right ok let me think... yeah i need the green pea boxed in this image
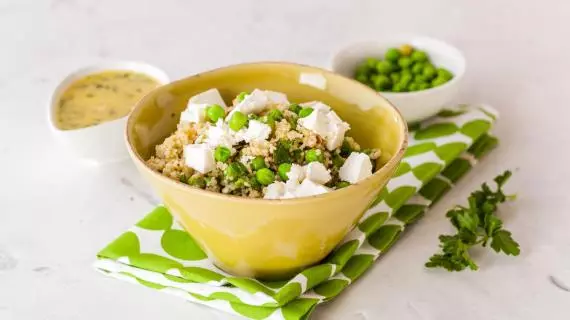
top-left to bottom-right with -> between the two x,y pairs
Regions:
356,73 -> 368,84
225,162 -> 247,181
412,62 -> 425,75
398,56 -> 413,69
256,168 -> 275,185
392,83 -> 406,92
188,176 -> 206,188
411,50 -> 428,63
288,103 -> 302,114
250,156 -> 266,171
366,57 -> 379,68
399,44 -> 413,56
305,149 -> 324,163
389,60 -> 401,72
408,83 -> 420,91
260,115 -> 275,130
371,74 -> 391,91
205,104 -> 225,123
432,77 -> 449,88
277,163 -> 292,181
388,72 -> 399,83
236,92 -> 248,102
298,107 -> 314,118
418,82 -> 431,90
422,64 -> 437,80
214,146 -> 231,162
400,73 -> 413,87
336,181 -> 351,189
401,69 -> 412,77
415,78 -> 429,86
267,109 -> 283,121
375,60 -> 393,75
229,111 -> 248,131
437,68 -> 453,80
413,74 -> 426,82
385,48 -> 400,62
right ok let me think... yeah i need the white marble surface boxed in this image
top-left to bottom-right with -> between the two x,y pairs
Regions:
1,0 -> 569,319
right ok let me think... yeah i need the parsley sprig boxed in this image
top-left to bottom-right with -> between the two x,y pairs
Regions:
426,170 -> 520,271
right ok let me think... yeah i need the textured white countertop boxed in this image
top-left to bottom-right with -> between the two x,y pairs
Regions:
1,0 -> 569,319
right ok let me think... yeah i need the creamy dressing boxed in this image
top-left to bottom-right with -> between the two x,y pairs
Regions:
55,70 -> 160,130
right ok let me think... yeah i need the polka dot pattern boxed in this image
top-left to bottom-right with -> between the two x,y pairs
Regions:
95,106 -> 498,320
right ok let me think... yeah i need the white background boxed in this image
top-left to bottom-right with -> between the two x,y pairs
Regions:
1,0 -> 568,319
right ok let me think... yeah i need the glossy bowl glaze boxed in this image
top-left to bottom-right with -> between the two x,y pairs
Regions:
331,36 -> 466,123
126,62 -> 408,279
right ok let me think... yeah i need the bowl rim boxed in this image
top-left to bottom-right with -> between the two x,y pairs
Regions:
329,36 -> 466,97
126,61 -> 408,204
48,60 -> 170,134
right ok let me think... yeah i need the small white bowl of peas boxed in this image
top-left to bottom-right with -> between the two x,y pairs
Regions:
331,36 -> 465,123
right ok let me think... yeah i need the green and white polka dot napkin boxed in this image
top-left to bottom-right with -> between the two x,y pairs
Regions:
95,105 -> 498,320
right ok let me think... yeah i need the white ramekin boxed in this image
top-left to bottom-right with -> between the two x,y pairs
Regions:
48,61 -> 170,165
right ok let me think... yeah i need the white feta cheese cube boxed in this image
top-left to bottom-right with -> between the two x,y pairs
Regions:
325,126 -> 348,151
228,89 -> 268,118
264,182 -> 286,200
295,179 -> 330,197
298,108 -> 329,137
265,90 -> 289,105
325,110 -> 350,150
339,152 -> 373,183
183,144 -> 215,174
286,164 -> 305,183
304,162 -> 332,184
240,120 -> 272,143
326,109 -> 345,126
301,101 -> 331,112
188,88 -> 227,108
228,89 -> 290,118
297,106 -> 350,150
281,191 -> 297,199
205,120 -> 238,152
179,103 -> 209,124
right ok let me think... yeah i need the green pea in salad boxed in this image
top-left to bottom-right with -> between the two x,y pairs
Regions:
355,44 -> 454,92
147,89 -> 381,199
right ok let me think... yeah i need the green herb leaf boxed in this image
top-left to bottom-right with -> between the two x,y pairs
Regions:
494,170 -> 512,188
490,230 -> 520,256
456,211 -> 479,234
426,170 -> 519,272
425,235 -> 478,271
273,141 -> 292,165
482,214 -> 502,246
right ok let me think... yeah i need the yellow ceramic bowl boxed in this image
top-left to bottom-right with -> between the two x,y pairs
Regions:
126,62 -> 408,280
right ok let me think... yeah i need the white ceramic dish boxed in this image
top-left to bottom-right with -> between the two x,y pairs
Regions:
330,36 -> 466,123
48,61 -> 170,165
